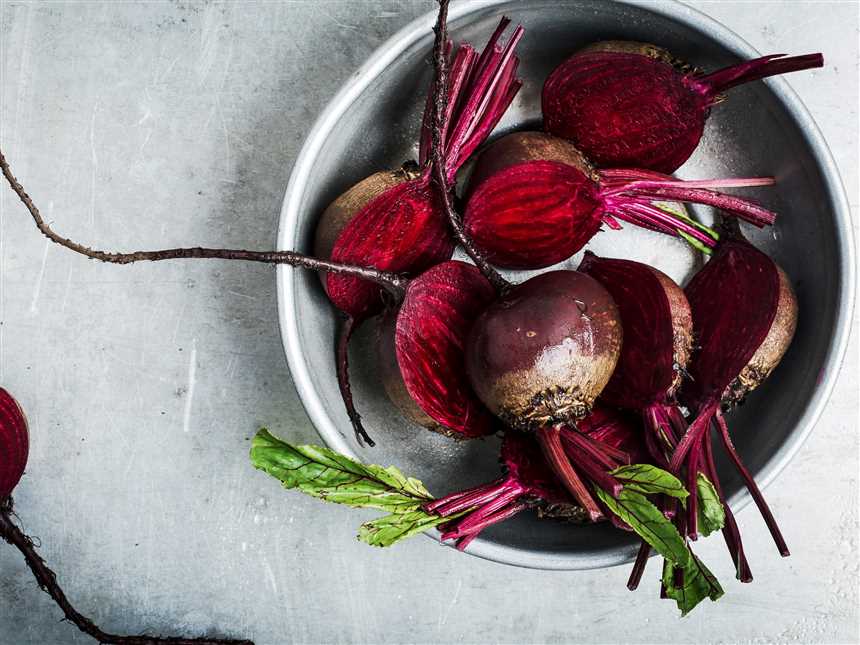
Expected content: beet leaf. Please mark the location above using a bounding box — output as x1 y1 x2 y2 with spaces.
696 474 726 538
612 464 689 499
662 554 724 616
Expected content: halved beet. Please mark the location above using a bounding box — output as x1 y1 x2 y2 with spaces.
313 19 524 444
463 131 776 270
672 234 798 580
0 388 28 500
542 41 823 173
379 261 496 438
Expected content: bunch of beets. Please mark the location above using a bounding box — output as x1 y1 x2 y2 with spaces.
0 0 822 633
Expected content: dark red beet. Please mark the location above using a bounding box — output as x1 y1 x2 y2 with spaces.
543 41 823 173
463 132 777 269
672 234 798 580
314 20 524 444
465 270 624 518
378 261 496 438
0 388 28 501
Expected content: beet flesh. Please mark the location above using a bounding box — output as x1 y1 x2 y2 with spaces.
463 132 777 270
543 41 823 173
379 261 497 438
0 388 28 500
465 270 622 430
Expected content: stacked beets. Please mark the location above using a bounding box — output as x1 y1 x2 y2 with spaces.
303 11 810 615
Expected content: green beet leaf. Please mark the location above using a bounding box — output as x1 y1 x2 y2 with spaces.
595 488 691 568
251 429 432 514
358 510 462 548
696 473 726 537
611 464 689 499
662 553 724 616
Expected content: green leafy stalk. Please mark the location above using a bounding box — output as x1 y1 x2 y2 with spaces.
595 488 691 568
662 553 724 616
612 464 689 499
695 473 726 537
250 429 457 547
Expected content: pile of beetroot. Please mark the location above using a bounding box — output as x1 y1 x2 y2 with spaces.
287 5 813 615
0 0 819 628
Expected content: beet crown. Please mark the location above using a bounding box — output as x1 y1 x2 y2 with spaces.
0 388 28 501
542 41 823 173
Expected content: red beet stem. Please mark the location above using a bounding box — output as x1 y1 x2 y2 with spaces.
452 501 531 551
558 436 624 498
440 487 524 540
559 426 629 470
715 410 790 557
537 427 603 521
426 477 520 517
702 426 753 582
605 180 776 228
336 317 374 447
600 168 776 191
686 442 702 540
669 402 717 473
694 53 824 96
613 201 719 247
438 20 524 182
627 542 652 591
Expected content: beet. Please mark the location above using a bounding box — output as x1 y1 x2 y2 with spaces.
0 388 28 501
464 270 625 518
672 233 798 580
463 131 777 269
543 41 823 173
314 19 523 444
378 261 497 438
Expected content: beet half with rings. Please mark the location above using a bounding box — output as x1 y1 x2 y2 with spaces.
543 40 823 173
462 131 778 269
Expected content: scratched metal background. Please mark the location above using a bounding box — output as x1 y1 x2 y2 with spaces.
0 2 857 644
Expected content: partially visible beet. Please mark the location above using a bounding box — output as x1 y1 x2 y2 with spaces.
0 388 28 501
378 261 496 438
672 233 798 581
314 19 524 444
543 41 823 173
463 131 777 269
465 270 623 518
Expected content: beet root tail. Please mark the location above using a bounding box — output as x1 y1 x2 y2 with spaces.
336 316 374 447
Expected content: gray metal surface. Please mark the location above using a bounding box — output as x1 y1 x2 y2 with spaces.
1 1 858 643
279 0 855 570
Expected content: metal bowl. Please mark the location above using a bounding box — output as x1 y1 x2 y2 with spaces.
276 0 855 570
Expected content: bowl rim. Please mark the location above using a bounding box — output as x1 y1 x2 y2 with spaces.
276 0 856 570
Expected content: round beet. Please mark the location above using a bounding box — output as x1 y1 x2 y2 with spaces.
543 41 823 173
0 388 28 501
463 132 777 270
465 270 622 430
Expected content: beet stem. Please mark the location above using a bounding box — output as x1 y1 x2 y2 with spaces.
536 427 603 521
670 403 716 473
715 410 790 557
695 53 824 96
559 427 625 470
441 489 524 539
612 182 776 228
0 501 252 645
0 151 409 299
336 316 374 447
428 477 515 517
627 541 652 591
558 433 624 497
430 0 511 295
686 440 701 540
702 428 753 582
